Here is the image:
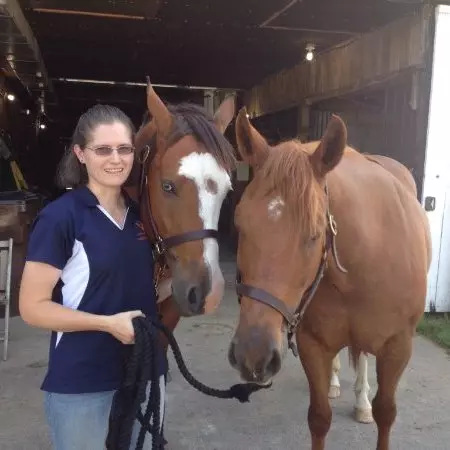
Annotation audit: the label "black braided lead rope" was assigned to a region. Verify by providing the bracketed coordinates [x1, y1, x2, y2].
[106, 316, 164, 450]
[106, 316, 272, 450]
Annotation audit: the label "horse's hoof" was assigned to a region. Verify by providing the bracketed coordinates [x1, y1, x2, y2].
[355, 407, 373, 424]
[328, 385, 340, 399]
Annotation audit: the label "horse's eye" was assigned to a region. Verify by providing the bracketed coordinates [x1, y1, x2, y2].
[161, 180, 176, 194]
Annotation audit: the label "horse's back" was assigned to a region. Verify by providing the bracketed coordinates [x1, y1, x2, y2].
[363, 154, 417, 197]
[320, 148, 432, 351]
[362, 153, 431, 270]
[333, 148, 431, 301]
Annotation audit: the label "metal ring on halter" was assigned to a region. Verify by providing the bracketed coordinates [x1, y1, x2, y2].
[328, 213, 338, 236]
[153, 240, 165, 257]
[138, 144, 151, 164]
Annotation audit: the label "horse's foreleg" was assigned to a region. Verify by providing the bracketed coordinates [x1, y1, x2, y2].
[354, 352, 373, 423]
[328, 354, 341, 399]
[372, 331, 412, 450]
[297, 330, 334, 450]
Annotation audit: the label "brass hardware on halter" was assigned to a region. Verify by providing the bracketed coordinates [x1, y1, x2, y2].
[138, 144, 150, 164]
[329, 214, 338, 236]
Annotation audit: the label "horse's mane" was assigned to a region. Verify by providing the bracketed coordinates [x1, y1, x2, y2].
[260, 140, 327, 237]
[140, 102, 236, 173]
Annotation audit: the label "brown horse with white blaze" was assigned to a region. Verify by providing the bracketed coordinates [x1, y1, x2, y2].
[228, 108, 431, 449]
[126, 81, 236, 336]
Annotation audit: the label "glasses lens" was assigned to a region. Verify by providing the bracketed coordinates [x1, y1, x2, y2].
[93, 146, 113, 156]
[90, 145, 134, 156]
[117, 145, 134, 155]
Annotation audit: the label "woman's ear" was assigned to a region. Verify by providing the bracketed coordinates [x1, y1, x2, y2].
[73, 145, 85, 164]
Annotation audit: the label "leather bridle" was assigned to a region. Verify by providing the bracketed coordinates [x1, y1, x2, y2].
[235, 184, 347, 357]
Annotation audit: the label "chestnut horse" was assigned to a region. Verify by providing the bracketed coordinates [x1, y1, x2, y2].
[228, 108, 431, 450]
[125, 81, 236, 347]
[329, 153, 421, 425]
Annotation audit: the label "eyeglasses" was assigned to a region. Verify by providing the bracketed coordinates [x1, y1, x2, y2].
[85, 144, 135, 156]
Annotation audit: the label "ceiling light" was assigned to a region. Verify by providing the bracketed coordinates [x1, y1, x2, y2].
[305, 43, 315, 62]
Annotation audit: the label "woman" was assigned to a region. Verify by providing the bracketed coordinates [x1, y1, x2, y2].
[19, 104, 166, 449]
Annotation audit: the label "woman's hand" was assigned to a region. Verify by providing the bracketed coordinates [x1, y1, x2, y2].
[104, 310, 145, 344]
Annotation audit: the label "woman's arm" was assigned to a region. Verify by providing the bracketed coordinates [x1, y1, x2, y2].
[19, 261, 143, 344]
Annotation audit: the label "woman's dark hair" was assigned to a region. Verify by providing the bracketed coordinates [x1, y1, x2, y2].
[56, 104, 136, 189]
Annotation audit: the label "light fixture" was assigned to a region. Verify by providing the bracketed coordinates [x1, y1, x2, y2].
[39, 123, 46, 130]
[6, 93, 15, 101]
[305, 43, 315, 62]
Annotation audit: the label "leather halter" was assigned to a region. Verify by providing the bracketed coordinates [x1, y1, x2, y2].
[235, 184, 347, 357]
[137, 138, 219, 264]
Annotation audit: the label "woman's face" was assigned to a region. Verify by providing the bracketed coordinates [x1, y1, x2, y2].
[74, 121, 134, 189]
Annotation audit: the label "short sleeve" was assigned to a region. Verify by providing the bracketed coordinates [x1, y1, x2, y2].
[26, 208, 74, 270]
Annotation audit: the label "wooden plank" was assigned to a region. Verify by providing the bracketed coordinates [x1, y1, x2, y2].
[245, 5, 433, 117]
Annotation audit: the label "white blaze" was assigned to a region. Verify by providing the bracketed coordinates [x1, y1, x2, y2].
[178, 152, 231, 280]
[268, 196, 285, 220]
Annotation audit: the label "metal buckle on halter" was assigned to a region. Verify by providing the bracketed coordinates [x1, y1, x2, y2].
[153, 239, 165, 258]
[286, 313, 300, 357]
[139, 144, 150, 164]
[328, 213, 338, 236]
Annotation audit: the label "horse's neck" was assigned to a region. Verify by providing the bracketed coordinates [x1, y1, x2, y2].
[123, 185, 139, 203]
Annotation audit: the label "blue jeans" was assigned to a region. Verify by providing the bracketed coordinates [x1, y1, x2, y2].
[44, 376, 165, 450]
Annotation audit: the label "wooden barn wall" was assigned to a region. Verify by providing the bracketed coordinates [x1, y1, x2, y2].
[310, 70, 432, 199]
[244, 5, 433, 118]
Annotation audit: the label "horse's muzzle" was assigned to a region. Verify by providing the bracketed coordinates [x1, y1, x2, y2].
[170, 262, 211, 316]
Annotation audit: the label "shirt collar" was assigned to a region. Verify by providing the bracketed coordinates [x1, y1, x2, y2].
[76, 185, 139, 213]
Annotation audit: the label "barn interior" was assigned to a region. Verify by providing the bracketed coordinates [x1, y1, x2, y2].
[1, 0, 426, 187]
[0, 0, 434, 311]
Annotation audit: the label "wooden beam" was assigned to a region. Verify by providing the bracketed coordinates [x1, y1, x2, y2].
[259, 0, 299, 27]
[245, 5, 434, 117]
[32, 8, 145, 20]
[262, 25, 358, 36]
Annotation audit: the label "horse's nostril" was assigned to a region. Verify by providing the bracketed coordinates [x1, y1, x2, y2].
[188, 287, 197, 305]
[187, 286, 205, 313]
[266, 348, 281, 376]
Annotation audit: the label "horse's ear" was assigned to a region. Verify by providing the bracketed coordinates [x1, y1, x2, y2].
[146, 76, 173, 138]
[235, 107, 269, 169]
[310, 115, 347, 178]
[213, 95, 235, 134]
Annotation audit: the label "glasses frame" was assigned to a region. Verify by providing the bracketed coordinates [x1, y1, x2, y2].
[84, 144, 135, 157]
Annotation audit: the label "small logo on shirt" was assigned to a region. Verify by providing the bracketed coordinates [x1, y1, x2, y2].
[135, 221, 148, 240]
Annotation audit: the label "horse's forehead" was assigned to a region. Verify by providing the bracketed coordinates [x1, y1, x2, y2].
[267, 196, 285, 221]
[178, 152, 231, 193]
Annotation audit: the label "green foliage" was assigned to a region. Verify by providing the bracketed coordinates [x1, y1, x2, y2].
[417, 313, 450, 349]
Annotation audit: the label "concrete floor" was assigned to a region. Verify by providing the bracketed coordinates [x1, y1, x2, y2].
[1, 261, 450, 449]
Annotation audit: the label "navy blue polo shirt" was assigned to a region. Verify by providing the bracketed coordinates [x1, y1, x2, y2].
[26, 186, 166, 394]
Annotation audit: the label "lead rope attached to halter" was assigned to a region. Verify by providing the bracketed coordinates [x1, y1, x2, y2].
[106, 316, 272, 450]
